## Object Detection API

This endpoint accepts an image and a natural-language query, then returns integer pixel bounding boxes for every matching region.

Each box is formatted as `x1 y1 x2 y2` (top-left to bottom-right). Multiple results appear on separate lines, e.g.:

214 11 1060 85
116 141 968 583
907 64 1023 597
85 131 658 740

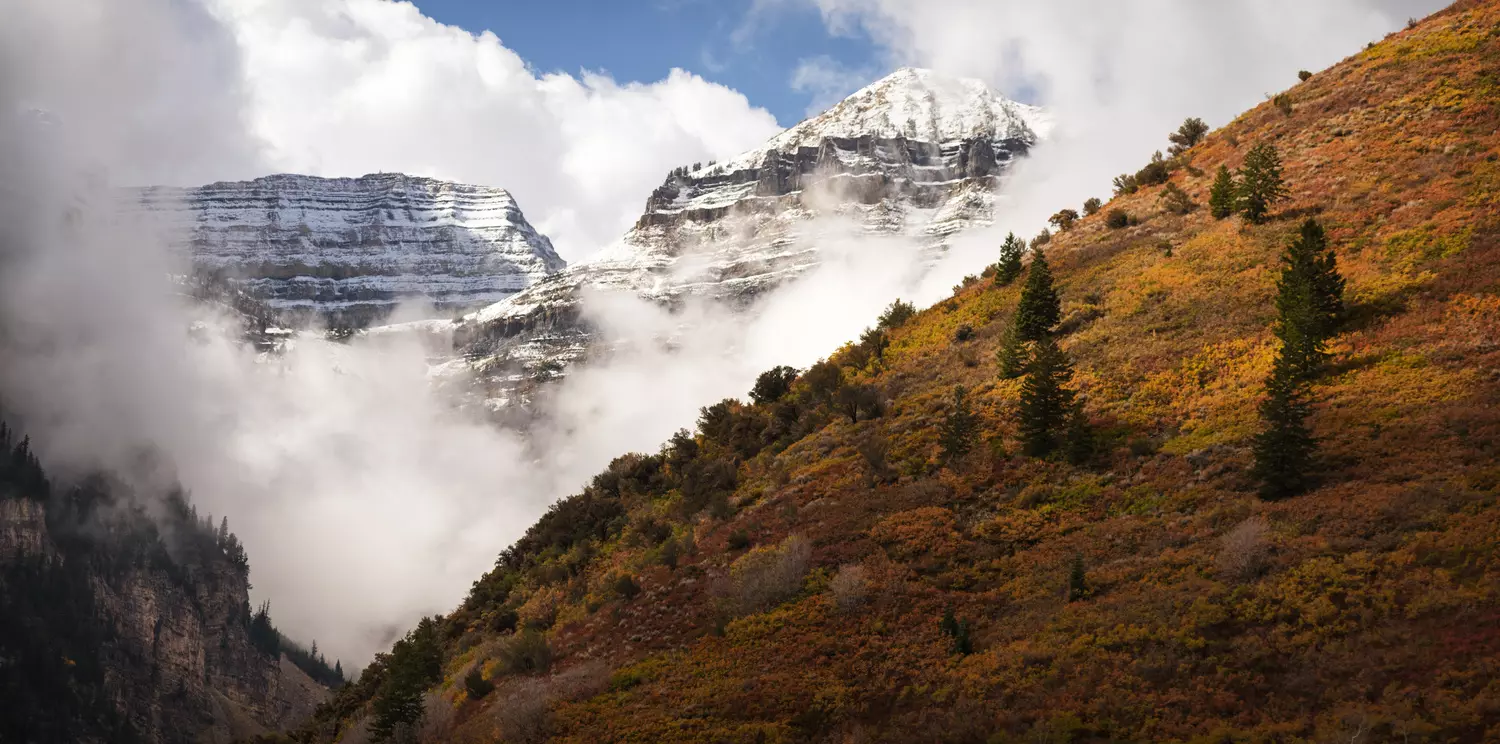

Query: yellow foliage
868 507 961 562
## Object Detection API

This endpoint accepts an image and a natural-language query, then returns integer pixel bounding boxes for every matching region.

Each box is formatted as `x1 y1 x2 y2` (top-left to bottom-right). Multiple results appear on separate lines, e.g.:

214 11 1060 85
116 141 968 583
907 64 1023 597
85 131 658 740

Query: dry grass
728 534 812 615
483 662 612 744
1217 516 1273 581
828 564 870 612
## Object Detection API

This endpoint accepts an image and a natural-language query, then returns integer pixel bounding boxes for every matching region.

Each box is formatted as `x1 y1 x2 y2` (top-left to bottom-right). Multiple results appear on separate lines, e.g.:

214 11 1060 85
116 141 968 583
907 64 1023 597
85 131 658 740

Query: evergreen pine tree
939 607 959 637
996 322 1027 380
1273 261 1327 380
1251 359 1317 499
248 601 278 656
371 617 443 740
1252 219 1344 499
1209 165 1237 219
1067 553 1088 601
938 386 980 463
1294 219 1346 330
995 232 1025 285
1064 402 1095 466
1018 336 1077 458
937 608 973 655
1273 219 1344 379
1236 143 1289 223
1014 247 1061 342
952 620 973 655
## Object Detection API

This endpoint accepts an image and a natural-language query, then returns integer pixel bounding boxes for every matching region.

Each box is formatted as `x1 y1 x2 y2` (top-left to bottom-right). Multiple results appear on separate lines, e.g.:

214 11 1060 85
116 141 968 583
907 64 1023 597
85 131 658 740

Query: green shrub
1272 93 1293 116
1105 209 1131 229
612 574 641 600
877 299 917 329
1135 151 1171 187
1168 117 1209 156
727 529 752 551
749 366 799 405
609 667 648 691
1158 182 1194 215
1048 208 1079 232
464 670 494 701
498 630 553 675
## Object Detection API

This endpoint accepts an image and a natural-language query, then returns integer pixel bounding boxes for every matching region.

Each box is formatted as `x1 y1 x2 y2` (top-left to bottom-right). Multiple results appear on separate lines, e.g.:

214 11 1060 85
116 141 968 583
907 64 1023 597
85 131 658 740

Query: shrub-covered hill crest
298 3 1500 742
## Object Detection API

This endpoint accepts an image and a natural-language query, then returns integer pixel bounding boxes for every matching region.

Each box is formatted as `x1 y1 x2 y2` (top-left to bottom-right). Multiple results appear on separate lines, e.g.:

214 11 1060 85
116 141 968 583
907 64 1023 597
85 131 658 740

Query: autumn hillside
293 2 1500 742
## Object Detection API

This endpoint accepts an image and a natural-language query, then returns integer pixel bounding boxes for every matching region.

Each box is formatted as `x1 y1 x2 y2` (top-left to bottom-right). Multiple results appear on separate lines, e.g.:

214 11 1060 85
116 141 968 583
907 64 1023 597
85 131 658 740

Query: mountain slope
300 3 1500 742
0 425 332 743
451 68 1047 405
132 173 565 326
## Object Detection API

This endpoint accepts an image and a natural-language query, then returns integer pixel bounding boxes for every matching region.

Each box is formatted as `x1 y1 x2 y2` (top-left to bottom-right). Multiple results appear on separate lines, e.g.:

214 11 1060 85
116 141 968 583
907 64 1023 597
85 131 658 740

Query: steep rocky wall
638 132 1031 229
0 498 52 559
1 496 325 743
130 173 566 325
95 563 325 743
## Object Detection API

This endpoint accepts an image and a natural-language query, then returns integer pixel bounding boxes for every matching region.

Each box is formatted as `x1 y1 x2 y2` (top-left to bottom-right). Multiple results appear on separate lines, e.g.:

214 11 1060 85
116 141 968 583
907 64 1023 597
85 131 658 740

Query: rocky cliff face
0 498 51 559
0 487 327 743
132 173 566 325
94 555 326 743
449 68 1048 406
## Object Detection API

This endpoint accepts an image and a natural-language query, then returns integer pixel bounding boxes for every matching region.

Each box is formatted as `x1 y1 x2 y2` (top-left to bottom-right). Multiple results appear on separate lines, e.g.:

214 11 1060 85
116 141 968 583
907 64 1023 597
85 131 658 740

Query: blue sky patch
409 0 885 127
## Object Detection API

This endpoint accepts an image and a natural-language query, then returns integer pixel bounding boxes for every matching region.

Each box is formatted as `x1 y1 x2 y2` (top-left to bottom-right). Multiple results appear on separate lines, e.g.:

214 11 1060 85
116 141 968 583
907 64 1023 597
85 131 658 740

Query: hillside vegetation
296 3 1500 742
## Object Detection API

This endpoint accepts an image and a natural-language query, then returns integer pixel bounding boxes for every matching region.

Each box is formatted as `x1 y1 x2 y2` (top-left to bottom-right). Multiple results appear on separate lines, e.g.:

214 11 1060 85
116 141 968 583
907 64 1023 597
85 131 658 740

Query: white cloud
789 54 880 118
202 0 782 262
0 0 784 670
0 0 264 186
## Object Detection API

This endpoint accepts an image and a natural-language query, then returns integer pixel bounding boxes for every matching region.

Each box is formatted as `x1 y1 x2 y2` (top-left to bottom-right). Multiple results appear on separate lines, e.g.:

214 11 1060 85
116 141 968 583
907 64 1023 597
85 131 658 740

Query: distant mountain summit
456 68 1047 404
132 173 565 325
721 67 1050 172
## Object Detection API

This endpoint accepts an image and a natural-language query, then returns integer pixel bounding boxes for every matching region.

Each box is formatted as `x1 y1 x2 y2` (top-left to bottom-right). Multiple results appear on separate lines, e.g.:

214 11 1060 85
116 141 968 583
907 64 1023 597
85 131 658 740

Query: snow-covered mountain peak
452 67 1051 409
705 67 1048 176
130 173 565 324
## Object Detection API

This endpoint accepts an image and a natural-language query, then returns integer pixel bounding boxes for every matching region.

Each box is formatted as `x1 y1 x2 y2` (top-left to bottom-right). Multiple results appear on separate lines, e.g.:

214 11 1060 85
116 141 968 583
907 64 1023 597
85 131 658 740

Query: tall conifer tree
996 323 1026 380
995 232 1025 285
1067 553 1089 601
1252 358 1317 499
938 387 979 463
1236 143 1289 223
1274 219 1345 379
1209 165 1237 219
1018 336 1076 458
1014 247 1061 342
1253 218 1344 498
